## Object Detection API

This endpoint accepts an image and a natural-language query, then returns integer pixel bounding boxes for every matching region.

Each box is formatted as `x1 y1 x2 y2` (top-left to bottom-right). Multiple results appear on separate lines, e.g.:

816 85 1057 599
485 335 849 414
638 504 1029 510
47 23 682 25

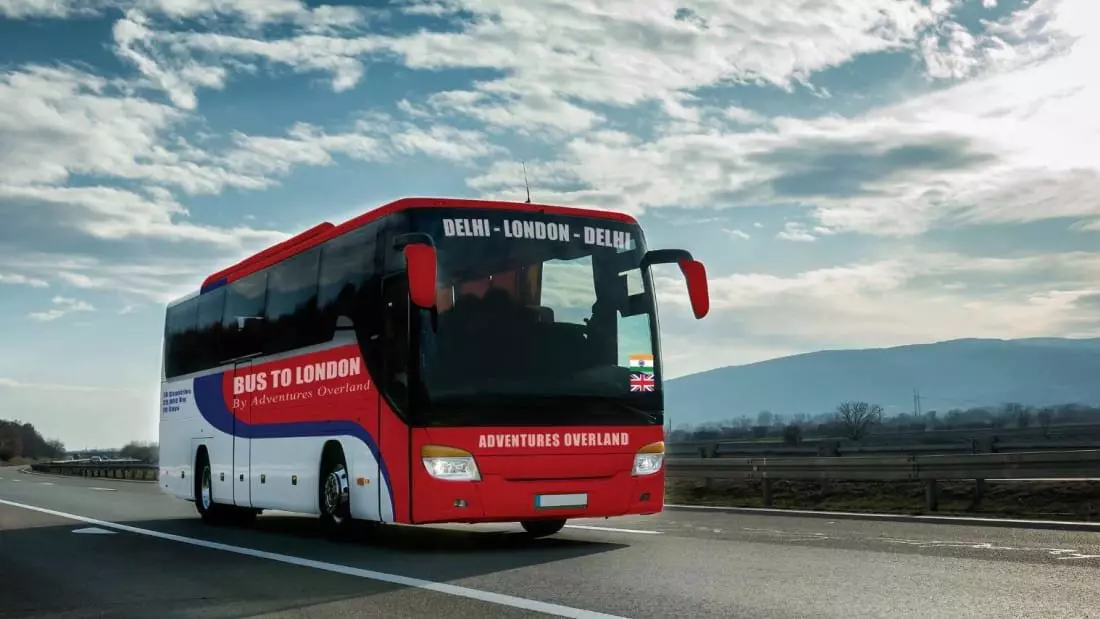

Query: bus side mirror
640 249 710 319
403 243 438 309
678 259 709 319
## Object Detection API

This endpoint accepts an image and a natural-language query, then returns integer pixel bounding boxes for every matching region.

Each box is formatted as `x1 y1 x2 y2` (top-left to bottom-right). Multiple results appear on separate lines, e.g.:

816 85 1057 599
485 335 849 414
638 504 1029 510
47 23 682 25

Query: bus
158 197 709 537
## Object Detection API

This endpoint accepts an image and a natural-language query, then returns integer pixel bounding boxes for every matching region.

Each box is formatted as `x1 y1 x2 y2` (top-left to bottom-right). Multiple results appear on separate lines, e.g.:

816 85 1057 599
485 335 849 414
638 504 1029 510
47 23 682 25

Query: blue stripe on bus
192 372 396 519
200 277 227 294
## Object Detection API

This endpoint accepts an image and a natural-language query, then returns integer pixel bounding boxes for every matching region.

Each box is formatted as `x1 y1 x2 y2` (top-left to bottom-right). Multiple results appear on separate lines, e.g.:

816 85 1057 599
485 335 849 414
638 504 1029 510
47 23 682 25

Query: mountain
663 338 1100 428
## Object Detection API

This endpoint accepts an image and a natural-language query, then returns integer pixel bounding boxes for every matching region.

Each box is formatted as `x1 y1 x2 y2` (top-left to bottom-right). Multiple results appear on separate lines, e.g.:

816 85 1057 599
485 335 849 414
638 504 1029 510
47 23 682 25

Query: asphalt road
2 466 1099 618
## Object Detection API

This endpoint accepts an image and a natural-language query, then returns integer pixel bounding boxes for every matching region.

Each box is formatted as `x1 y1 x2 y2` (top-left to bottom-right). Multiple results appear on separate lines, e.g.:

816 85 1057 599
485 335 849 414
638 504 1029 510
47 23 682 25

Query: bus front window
411 209 663 427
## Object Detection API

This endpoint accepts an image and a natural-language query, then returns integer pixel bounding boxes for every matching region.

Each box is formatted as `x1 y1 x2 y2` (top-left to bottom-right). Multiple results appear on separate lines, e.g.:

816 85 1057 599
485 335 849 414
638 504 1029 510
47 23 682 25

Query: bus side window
317 224 377 341
221 271 268 362
264 246 322 356
194 287 227 371
164 296 199 379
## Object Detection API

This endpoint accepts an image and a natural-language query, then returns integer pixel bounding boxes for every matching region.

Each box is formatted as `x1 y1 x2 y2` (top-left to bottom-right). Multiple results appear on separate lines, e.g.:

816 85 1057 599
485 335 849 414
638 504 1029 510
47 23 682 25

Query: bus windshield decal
441 217 633 250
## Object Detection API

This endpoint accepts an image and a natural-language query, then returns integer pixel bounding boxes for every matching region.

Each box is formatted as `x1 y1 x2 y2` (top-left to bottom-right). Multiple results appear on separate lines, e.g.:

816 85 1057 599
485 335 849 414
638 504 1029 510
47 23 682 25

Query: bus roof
195 196 639 296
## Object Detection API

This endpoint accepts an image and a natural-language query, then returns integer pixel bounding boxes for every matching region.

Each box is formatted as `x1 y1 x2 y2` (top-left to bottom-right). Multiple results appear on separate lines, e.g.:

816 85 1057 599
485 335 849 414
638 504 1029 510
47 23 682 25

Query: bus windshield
409 208 663 427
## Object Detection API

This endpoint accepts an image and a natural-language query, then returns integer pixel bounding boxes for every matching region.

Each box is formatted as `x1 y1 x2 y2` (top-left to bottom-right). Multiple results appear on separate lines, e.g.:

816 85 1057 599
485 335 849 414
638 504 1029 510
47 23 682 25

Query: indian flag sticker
628 353 654 374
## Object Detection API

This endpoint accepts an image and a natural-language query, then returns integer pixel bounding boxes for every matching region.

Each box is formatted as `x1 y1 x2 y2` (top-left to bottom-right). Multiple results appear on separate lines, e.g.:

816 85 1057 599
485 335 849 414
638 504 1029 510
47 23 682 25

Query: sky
1 0 1098 448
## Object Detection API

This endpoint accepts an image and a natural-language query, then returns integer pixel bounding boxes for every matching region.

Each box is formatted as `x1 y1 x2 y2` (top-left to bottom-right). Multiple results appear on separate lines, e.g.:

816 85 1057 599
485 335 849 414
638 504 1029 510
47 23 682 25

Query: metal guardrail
666 439 1100 458
31 461 158 481
29 448 1100 512
664 448 1100 510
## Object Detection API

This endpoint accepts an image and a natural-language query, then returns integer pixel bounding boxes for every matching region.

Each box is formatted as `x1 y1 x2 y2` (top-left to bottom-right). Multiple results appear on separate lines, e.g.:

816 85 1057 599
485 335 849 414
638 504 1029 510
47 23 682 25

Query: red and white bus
158 197 708 537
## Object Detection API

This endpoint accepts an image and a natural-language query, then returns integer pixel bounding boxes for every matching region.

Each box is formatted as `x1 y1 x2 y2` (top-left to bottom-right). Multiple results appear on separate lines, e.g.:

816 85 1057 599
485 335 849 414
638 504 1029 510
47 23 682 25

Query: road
2 466 1099 618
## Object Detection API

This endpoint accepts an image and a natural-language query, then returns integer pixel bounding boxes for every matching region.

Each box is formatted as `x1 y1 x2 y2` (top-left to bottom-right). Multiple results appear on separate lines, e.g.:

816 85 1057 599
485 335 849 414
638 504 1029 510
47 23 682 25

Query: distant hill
664 338 1100 428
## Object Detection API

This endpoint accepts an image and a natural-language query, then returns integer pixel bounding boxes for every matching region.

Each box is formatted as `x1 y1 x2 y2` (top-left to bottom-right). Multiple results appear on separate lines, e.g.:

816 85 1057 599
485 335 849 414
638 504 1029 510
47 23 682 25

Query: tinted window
265 247 323 355
194 287 227 369
221 272 267 360
318 224 377 338
164 296 199 379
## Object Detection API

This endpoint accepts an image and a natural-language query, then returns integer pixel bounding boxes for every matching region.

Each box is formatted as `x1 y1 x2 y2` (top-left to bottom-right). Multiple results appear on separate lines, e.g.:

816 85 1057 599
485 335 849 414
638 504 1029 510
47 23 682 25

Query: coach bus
158 197 709 537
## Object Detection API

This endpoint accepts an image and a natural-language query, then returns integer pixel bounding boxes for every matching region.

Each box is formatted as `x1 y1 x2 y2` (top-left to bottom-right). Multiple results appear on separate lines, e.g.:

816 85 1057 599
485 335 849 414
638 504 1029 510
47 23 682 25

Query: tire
194 451 228 524
520 518 566 538
319 450 352 538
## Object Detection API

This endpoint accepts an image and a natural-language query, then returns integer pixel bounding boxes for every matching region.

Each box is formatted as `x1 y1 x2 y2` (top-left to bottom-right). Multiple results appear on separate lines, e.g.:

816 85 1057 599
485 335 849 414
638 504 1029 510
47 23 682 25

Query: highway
2 467 1099 618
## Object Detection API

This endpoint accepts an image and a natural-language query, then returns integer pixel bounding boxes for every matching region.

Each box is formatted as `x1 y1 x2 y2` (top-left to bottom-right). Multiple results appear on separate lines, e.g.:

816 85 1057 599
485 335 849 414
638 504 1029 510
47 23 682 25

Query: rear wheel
319 450 352 538
520 519 567 538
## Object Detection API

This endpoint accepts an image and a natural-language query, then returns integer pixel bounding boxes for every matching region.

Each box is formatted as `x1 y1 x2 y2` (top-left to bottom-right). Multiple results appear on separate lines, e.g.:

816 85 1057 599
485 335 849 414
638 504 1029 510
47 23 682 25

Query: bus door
231 358 253 508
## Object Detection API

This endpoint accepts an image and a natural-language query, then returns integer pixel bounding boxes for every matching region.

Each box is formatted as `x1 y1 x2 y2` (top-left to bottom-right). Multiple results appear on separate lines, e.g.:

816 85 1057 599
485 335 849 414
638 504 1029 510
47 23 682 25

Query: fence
31 460 158 481
665 448 1100 510
30 448 1100 512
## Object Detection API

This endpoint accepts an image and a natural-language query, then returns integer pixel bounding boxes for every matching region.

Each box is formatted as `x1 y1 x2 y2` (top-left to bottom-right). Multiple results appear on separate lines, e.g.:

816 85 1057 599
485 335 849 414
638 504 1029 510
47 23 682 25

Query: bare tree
1037 408 1054 437
835 401 883 441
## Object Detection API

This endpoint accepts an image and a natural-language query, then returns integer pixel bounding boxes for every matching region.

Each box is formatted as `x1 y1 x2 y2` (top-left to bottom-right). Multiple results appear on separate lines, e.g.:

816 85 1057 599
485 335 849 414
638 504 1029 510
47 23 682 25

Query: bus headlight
632 441 665 476
421 445 481 481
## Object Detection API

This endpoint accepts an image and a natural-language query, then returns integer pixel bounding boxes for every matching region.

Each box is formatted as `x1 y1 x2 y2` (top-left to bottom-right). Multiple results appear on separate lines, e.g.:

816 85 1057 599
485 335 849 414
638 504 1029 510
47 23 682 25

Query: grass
666 478 1100 522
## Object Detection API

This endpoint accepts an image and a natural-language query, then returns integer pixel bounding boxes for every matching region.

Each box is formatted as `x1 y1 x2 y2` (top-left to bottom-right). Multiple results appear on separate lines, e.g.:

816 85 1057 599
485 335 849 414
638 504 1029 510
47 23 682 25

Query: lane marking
88 488 117 492
73 526 116 535
0 498 627 619
39 482 54 486
564 524 661 535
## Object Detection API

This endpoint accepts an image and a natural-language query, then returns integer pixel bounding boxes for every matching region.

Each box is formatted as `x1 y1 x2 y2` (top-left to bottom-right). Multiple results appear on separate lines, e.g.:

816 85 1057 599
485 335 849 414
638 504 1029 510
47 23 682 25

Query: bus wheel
194 451 227 524
520 519 566 538
319 451 352 537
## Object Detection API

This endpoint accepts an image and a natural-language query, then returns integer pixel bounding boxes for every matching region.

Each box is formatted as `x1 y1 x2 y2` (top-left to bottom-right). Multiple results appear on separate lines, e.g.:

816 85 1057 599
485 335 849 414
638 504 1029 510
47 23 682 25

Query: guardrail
667 439 1100 458
664 449 1100 510
29 448 1100 513
31 461 158 481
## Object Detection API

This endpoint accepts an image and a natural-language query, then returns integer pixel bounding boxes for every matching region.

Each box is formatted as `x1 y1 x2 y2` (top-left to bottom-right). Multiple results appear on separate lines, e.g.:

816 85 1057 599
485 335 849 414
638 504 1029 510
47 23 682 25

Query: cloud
724 228 751 240
463 0 1100 236
78 0 959 128
653 249 1100 370
0 272 48 287
28 296 96 322
0 376 141 394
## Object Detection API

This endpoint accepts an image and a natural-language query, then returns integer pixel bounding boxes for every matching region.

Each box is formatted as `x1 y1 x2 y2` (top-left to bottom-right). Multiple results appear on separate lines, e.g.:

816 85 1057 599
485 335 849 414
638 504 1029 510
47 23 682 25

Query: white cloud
0 376 140 393
0 272 48 287
776 222 817 242
463 0 1100 236
724 228 751 240
655 250 1100 369
28 295 96 322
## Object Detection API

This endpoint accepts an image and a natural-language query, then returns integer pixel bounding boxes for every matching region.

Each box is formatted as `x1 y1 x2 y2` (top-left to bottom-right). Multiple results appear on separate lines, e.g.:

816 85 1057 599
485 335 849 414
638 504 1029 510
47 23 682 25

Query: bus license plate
535 493 588 509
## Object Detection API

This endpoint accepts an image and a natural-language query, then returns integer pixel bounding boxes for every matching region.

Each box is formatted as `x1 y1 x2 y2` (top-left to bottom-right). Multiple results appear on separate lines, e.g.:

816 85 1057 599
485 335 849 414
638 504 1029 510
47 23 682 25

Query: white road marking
11 479 20 483
39 482 54 486
73 527 116 535
0 498 627 619
564 524 661 535
88 488 117 492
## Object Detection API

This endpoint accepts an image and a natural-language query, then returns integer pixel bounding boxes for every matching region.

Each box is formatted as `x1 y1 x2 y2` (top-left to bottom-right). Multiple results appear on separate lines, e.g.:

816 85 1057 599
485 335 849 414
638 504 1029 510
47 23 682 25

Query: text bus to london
158 196 709 537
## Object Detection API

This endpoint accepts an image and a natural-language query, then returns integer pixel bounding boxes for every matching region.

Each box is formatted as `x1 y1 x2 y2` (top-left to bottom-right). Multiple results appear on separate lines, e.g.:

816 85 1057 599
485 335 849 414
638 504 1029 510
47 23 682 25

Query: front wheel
195 452 228 524
520 519 566 538
319 453 352 538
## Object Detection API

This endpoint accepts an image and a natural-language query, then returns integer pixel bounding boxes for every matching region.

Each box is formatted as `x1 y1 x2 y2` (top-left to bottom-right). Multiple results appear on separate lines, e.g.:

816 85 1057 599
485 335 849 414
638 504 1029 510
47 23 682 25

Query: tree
835 401 883 441
782 424 803 446
1037 408 1054 437
757 410 774 427
119 441 159 463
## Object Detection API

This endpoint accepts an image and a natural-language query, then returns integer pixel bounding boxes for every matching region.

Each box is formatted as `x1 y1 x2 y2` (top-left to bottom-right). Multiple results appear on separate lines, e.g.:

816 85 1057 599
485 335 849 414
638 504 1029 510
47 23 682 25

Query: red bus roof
201 197 638 292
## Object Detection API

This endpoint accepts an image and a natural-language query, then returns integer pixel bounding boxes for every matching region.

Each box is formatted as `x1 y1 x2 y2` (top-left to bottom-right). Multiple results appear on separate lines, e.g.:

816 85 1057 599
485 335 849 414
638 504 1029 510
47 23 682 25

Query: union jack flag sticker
630 372 655 392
